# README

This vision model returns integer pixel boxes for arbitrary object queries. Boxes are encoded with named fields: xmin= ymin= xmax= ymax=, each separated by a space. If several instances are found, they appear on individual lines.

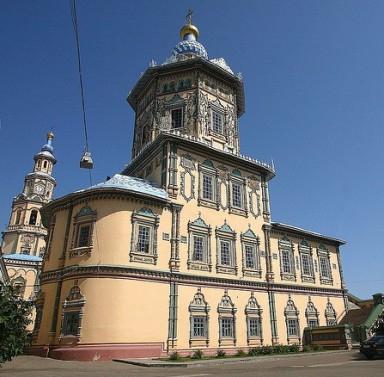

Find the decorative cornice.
xmin=40 ymin=264 xmax=345 ymax=297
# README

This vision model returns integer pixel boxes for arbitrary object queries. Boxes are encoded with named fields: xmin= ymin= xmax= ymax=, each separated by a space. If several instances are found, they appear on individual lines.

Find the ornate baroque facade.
xmin=1 ymin=133 xmax=56 ymax=303
xmin=31 ymin=17 xmax=348 ymax=360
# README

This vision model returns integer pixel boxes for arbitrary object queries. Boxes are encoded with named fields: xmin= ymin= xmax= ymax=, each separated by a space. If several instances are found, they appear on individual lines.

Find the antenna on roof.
xmin=70 ymin=0 xmax=94 ymax=171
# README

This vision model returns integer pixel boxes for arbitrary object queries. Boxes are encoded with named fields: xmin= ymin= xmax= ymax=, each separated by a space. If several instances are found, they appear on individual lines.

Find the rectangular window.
xmin=220 ymin=317 xmax=234 ymax=337
xmin=245 ymin=244 xmax=256 ymax=269
xmin=287 ymin=318 xmax=299 ymax=337
xmin=308 ymin=319 xmax=318 ymax=328
xmin=282 ymin=249 xmax=292 ymax=274
xmin=220 ymin=240 xmax=231 ymax=266
xmin=319 ymin=256 xmax=331 ymax=278
xmin=202 ymin=174 xmax=213 ymax=201
xmin=171 ymin=108 xmax=183 ymax=128
xmin=62 ymin=311 xmax=80 ymax=336
xmin=193 ymin=235 xmax=204 ymax=262
xmin=212 ymin=110 xmax=223 ymax=134
xmin=137 ymin=225 xmax=150 ymax=253
xmin=192 ymin=316 xmax=207 ymax=337
xmin=232 ymin=182 xmax=243 ymax=208
xmin=77 ymin=225 xmax=91 ymax=247
xmin=301 ymin=254 xmax=312 ymax=276
xmin=248 ymin=318 xmax=261 ymax=337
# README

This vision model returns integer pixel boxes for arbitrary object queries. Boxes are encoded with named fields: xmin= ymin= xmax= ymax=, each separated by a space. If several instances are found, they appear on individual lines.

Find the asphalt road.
xmin=1 ymin=351 xmax=383 ymax=377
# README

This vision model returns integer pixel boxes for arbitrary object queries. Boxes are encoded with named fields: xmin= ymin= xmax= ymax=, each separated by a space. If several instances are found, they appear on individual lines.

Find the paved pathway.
xmin=1 ymin=351 xmax=384 ymax=377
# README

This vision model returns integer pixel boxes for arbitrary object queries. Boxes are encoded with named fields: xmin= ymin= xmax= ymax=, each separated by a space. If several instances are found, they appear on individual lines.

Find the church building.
xmin=31 ymin=16 xmax=348 ymax=360
xmin=1 ymin=132 xmax=56 ymax=302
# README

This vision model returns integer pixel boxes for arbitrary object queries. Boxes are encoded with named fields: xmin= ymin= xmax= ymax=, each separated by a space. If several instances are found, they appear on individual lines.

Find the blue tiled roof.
xmin=2 ymin=253 xmax=42 ymax=262
xmin=77 ymin=174 xmax=168 ymax=200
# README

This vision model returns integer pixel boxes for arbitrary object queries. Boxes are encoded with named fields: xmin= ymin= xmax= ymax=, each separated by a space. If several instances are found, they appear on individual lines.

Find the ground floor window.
xmin=192 ymin=316 xmax=207 ymax=337
xmin=220 ymin=317 xmax=234 ymax=337
xmin=62 ymin=311 xmax=80 ymax=336
xmin=287 ymin=318 xmax=299 ymax=337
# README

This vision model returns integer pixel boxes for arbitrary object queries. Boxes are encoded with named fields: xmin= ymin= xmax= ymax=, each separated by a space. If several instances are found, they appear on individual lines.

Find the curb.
xmin=113 ymin=349 xmax=353 ymax=368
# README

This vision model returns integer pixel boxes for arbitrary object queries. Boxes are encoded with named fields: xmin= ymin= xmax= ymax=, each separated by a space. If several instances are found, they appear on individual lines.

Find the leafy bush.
xmin=312 ymin=344 xmax=324 ymax=352
xmin=248 ymin=347 xmax=260 ymax=356
xmin=288 ymin=344 xmax=300 ymax=353
xmin=0 ymin=282 xmax=32 ymax=365
xmin=216 ymin=349 xmax=226 ymax=358
xmin=191 ymin=349 xmax=203 ymax=359
xmin=236 ymin=349 xmax=247 ymax=357
xmin=302 ymin=345 xmax=312 ymax=352
xmin=261 ymin=345 xmax=274 ymax=355
xmin=169 ymin=351 xmax=181 ymax=361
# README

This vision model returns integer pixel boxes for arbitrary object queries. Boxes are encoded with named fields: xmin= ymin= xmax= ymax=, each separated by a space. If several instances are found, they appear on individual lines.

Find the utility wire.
xmin=70 ymin=0 xmax=90 ymax=153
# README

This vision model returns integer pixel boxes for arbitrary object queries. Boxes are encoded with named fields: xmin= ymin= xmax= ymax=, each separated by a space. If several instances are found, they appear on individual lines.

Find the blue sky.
xmin=0 ymin=0 xmax=383 ymax=298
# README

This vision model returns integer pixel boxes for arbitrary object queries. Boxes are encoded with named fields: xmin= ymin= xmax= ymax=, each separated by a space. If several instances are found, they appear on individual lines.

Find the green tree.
xmin=0 ymin=282 xmax=32 ymax=365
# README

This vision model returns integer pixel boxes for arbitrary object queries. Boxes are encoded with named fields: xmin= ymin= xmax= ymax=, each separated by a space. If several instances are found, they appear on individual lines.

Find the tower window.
xmin=171 ymin=108 xmax=183 ymax=128
xmin=212 ymin=110 xmax=224 ymax=134
xmin=43 ymin=161 xmax=47 ymax=168
xmin=29 ymin=209 xmax=38 ymax=225
xmin=15 ymin=209 xmax=22 ymax=225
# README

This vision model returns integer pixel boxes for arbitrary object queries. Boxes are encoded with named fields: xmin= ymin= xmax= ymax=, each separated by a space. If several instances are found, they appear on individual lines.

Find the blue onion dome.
xmin=41 ymin=131 xmax=54 ymax=153
xmin=34 ymin=131 xmax=56 ymax=163
xmin=165 ymin=13 xmax=208 ymax=63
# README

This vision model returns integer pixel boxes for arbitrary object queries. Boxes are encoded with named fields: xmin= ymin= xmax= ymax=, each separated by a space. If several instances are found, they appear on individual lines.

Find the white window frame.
xmin=241 ymin=229 xmax=261 ymax=278
xmin=130 ymin=208 xmax=159 ymax=265
xmin=187 ymin=216 xmax=212 ymax=272
xmin=317 ymin=244 xmax=333 ymax=285
xmin=70 ymin=206 xmax=97 ymax=257
xmin=218 ymin=291 xmax=237 ymax=347
xmin=189 ymin=289 xmax=210 ymax=347
xmin=279 ymin=237 xmax=296 ymax=281
xmin=216 ymin=222 xmax=237 ymax=275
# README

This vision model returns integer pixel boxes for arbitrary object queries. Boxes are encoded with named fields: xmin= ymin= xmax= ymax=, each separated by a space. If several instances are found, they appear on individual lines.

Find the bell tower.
xmin=1 ymin=132 xmax=57 ymax=257
xmin=128 ymin=13 xmax=244 ymax=159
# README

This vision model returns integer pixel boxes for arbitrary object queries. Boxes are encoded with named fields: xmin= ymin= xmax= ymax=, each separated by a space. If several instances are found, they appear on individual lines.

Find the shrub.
xmin=273 ymin=344 xmax=289 ymax=354
xmin=288 ymin=344 xmax=300 ymax=353
xmin=0 ymin=282 xmax=32 ymax=365
xmin=169 ymin=351 xmax=181 ymax=361
xmin=216 ymin=349 xmax=226 ymax=358
xmin=302 ymin=345 xmax=312 ymax=352
xmin=248 ymin=347 xmax=260 ymax=356
xmin=191 ymin=349 xmax=203 ymax=359
xmin=236 ymin=349 xmax=247 ymax=357
xmin=261 ymin=345 xmax=274 ymax=355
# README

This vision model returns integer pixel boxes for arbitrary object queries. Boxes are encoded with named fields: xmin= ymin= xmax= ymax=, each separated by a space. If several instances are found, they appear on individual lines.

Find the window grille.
xmin=220 ymin=241 xmax=231 ymax=265
xmin=171 ymin=108 xmax=183 ymax=128
xmin=137 ymin=225 xmax=150 ymax=253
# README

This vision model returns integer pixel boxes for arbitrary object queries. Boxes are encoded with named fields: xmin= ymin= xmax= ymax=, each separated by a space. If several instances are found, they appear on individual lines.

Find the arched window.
xmin=37 ymin=160 xmax=41 ymax=169
xmin=15 ymin=209 xmax=23 ymax=225
xmin=284 ymin=296 xmax=300 ymax=344
xmin=43 ymin=161 xmax=47 ymax=168
xmin=12 ymin=276 xmax=26 ymax=297
xmin=29 ymin=209 xmax=38 ymax=225
xmin=61 ymin=285 xmax=86 ymax=338
xmin=245 ymin=292 xmax=263 ymax=346
xmin=305 ymin=297 xmax=319 ymax=328
xmin=325 ymin=299 xmax=337 ymax=326
xmin=217 ymin=290 xmax=237 ymax=347
xmin=189 ymin=288 xmax=210 ymax=347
